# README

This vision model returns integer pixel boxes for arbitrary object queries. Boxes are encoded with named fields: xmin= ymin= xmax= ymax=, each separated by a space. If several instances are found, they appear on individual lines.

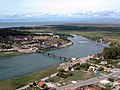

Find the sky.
xmin=0 ymin=0 xmax=120 ymax=22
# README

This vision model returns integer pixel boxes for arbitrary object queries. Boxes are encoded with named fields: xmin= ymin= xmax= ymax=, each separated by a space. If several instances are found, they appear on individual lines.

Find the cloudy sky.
xmin=0 ymin=0 xmax=120 ymax=22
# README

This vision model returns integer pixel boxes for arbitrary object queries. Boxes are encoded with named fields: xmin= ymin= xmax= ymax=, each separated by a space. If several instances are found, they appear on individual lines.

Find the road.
xmin=57 ymin=71 xmax=120 ymax=90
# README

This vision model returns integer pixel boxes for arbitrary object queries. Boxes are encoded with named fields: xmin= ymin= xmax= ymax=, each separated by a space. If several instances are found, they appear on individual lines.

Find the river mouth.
xmin=0 ymin=35 xmax=107 ymax=80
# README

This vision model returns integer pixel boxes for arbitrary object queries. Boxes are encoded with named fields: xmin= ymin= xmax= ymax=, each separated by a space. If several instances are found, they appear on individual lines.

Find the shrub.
xmin=98 ymin=67 xmax=104 ymax=71
xmin=108 ymin=78 xmax=114 ymax=82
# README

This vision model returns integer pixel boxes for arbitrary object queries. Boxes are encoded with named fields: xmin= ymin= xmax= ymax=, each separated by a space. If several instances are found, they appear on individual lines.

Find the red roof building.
xmin=87 ymin=88 xmax=96 ymax=90
xmin=38 ymin=81 xmax=46 ymax=87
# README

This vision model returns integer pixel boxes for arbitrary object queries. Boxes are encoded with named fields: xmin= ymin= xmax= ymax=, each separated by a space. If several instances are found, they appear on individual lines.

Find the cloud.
xmin=0 ymin=10 xmax=120 ymax=22
xmin=0 ymin=0 xmax=120 ymax=15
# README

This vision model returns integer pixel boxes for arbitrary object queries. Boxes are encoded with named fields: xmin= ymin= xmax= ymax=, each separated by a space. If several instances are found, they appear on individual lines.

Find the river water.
xmin=0 ymin=35 xmax=107 ymax=80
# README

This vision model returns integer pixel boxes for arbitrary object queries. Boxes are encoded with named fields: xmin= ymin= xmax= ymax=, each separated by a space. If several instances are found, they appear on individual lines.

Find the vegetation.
xmin=108 ymin=78 xmax=114 ymax=82
xmin=71 ymin=63 xmax=90 ymax=71
xmin=0 ymin=52 xmax=20 ymax=56
xmin=48 ymin=70 xmax=95 ymax=84
xmin=57 ymin=69 xmax=73 ymax=78
xmin=89 ymin=59 xmax=102 ymax=64
xmin=103 ymin=46 xmax=120 ymax=59
xmin=98 ymin=67 xmax=104 ymax=71
xmin=0 ymin=30 xmax=30 ymax=36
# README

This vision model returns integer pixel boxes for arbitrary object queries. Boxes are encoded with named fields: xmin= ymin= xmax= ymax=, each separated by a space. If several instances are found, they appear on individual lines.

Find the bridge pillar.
xmin=48 ymin=53 xmax=50 ymax=56
xmin=60 ymin=56 xmax=62 ymax=60
xmin=64 ymin=57 xmax=66 ymax=61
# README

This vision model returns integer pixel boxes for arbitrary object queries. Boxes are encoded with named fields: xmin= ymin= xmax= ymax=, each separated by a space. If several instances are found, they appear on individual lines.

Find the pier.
xmin=37 ymin=50 xmax=71 ymax=61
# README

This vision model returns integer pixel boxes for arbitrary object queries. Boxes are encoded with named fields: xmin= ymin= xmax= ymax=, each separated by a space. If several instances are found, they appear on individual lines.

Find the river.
xmin=0 ymin=35 xmax=107 ymax=80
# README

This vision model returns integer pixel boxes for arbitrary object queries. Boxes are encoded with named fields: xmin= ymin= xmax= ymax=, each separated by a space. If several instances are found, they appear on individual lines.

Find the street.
xmin=57 ymin=71 xmax=120 ymax=90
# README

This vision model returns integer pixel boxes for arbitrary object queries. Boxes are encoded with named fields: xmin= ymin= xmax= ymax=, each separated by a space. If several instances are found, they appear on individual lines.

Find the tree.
xmin=80 ymin=63 xmax=90 ymax=70
xmin=108 ymin=78 xmax=114 ymax=82
xmin=68 ymin=72 xmax=73 ymax=76
xmin=98 ymin=67 xmax=104 ymax=71
xmin=103 ymin=46 xmax=120 ymax=59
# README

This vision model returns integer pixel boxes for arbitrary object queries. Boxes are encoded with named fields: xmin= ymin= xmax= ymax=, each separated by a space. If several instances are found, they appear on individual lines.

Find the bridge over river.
xmin=0 ymin=35 xmax=108 ymax=80
xmin=37 ymin=50 xmax=71 ymax=61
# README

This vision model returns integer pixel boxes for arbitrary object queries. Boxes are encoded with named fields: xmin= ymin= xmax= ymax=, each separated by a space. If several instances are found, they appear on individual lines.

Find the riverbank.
xmin=0 ymin=34 xmax=107 ymax=90
xmin=38 ymin=41 xmax=73 ymax=52
xmin=0 ymin=65 xmax=58 ymax=90
xmin=0 ymin=52 xmax=21 ymax=57
xmin=0 ymin=54 xmax=93 ymax=90
xmin=16 ymin=55 xmax=95 ymax=90
xmin=0 ymin=41 xmax=73 ymax=57
xmin=29 ymin=30 xmax=119 ymax=45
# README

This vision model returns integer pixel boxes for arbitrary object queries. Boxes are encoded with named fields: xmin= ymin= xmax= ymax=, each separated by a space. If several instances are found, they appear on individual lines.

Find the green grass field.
xmin=0 ymin=52 xmax=20 ymax=57
xmin=48 ymin=70 xmax=95 ymax=84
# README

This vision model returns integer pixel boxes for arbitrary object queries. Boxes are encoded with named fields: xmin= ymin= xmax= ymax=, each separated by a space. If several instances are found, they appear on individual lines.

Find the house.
xmin=99 ymin=61 xmax=107 ymax=65
xmin=88 ymin=66 xmax=97 ymax=72
xmin=71 ymin=68 xmax=75 ymax=71
xmin=71 ymin=58 xmax=77 ymax=61
xmin=104 ymin=67 xmax=109 ymax=72
xmin=113 ymin=81 xmax=120 ymax=90
xmin=100 ymin=80 xmax=110 ymax=85
xmin=53 ymin=35 xmax=60 ymax=38
xmin=33 ymin=36 xmax=49 ymax=40
xmin=46 ymin=82 xmax=56 ymax=88
xmin=38 ymin=81 xmax=46 ymax=88
xmin=118 ymin=62 xmax=120 ymax=65
xmin=87 ymin=88 xmax=96 ymax=90
xmin=108 ymin=64 xmax=113 ymax=67
xmin=113 ymin=81 xmax=120 ymax=86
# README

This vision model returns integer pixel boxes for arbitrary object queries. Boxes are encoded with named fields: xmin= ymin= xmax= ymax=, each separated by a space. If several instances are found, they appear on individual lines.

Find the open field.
xmin=0 ymin=65 xmax=58 ymax=90
xmin=48 ymin=70 xmax=96 ymax=84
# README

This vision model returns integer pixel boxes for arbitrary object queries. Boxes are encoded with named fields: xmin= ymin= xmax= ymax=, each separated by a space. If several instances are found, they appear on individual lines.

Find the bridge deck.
xmin=37 ymin=50 xmax=71 ymax=61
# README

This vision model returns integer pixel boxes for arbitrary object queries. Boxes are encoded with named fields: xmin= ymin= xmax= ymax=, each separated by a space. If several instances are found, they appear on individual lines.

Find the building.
xmin=33 ymin=36 xmax=49 ymax=40
xmin=87 ymin=88 xmax=96 ymax=90
xmin=38 ymin=81 xmax=46 ymax=88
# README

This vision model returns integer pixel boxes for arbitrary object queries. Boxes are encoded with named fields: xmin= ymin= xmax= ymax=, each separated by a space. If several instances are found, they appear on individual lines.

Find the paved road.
xmin=57 ymin=71 xmax=120 ymax=90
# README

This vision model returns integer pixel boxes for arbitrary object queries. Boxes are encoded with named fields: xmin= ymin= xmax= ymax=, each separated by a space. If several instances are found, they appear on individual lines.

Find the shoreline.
xmin=16 ymin=54 xmax=95 ymax=90
xmin=0 ymin=41 xmax=73 ymax=80
xmin=0 ymin=52 xmax=21 ymax=57
xmin=0 ymin=41 xmax=73 ymax=57
xmin=0 ymin=65 xmax=59 ymax=90
xmin=0 ymin=34 xmax=102 ymax=80
xmin=0 ymin=54 xmax=95 ymax=90
xmin=0 ymin=34 xmax=106 ymax=90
